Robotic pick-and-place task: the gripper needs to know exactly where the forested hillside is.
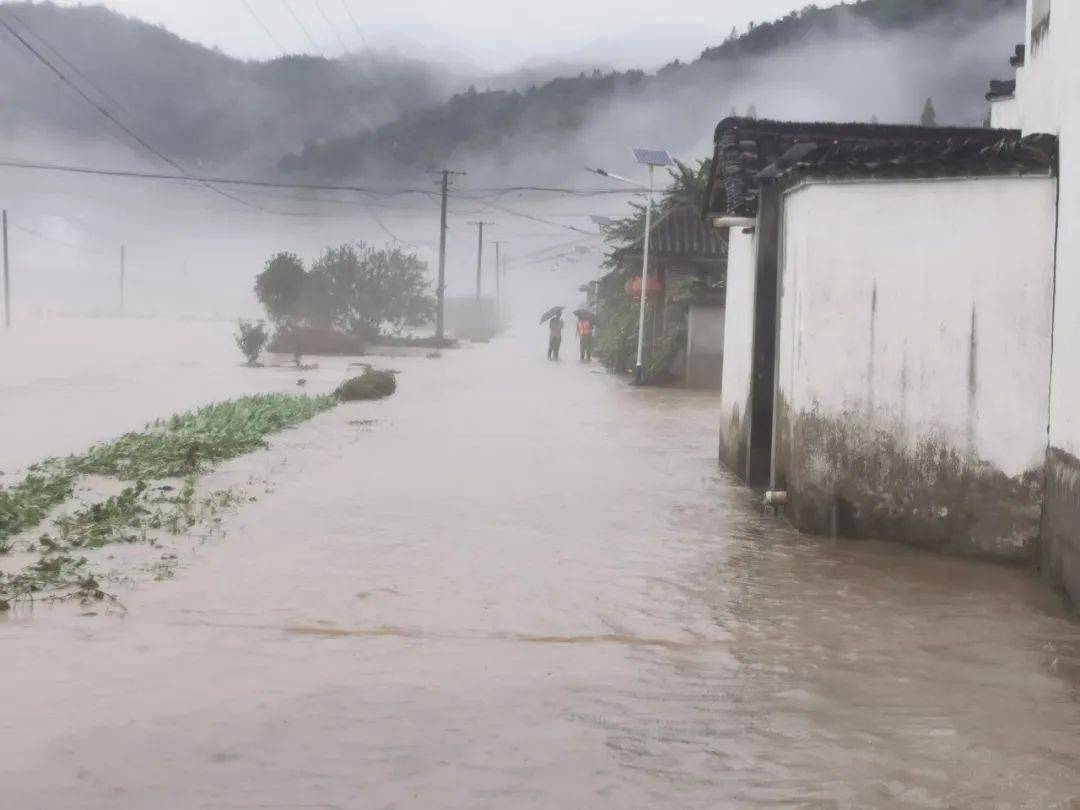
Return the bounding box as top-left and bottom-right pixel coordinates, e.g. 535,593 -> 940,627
281,0 -> 1023,181
0,1 -> 453,167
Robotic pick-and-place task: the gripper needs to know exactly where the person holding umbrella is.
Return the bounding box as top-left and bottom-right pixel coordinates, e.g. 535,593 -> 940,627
575,309 -> 596,361
540,306 -> 566,360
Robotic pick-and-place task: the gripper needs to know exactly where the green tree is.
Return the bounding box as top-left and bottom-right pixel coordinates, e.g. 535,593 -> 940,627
308,243 -> 435,339
234,319 -> 269,365
920,97 -> 937,127
255,253 -> 305,325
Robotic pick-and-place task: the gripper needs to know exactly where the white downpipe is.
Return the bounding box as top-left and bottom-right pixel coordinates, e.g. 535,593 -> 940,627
634,165 -> 655,385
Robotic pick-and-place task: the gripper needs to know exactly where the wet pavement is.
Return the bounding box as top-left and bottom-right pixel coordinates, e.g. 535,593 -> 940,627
3,322 -> 1080,808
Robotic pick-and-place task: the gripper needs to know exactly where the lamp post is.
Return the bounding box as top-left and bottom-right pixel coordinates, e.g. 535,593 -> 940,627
588,148 -> 672,385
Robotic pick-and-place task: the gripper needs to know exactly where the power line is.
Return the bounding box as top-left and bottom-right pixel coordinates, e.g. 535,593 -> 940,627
313,0 -> 349,55
0,14 -> 265,213
281,0 -> 326,57
338,0 -> 369,49
0,156 -> 641,200
482,200 -> 596,235
241,0 -> 289,55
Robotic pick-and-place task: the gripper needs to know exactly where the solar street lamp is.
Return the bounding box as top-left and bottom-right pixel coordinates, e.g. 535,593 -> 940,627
588,147 -> 673,384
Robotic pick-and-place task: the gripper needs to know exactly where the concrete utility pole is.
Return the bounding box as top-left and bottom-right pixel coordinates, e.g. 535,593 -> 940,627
492,240 -> 502,310
2,210 -> 9,329
120,244 -> 126,314
426,169 -> 465,340
467,221 -> 494,301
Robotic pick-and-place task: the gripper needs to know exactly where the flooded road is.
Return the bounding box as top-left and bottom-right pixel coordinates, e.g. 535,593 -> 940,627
3,321 -> 1080,808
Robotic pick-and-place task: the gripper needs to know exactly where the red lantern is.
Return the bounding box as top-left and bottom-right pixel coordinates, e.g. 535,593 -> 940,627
625,276 -> 664,300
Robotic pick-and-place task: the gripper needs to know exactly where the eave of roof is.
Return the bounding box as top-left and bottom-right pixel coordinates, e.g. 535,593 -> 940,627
703,117 -> 1028,218
614,204 -> 726,262
771,132 -> 1057,190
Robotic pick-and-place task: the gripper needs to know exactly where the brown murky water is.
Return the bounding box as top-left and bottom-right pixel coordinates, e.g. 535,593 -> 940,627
3,319 -> 1080,808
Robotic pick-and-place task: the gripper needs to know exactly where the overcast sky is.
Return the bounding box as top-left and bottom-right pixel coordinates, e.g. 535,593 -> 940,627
53,0 -> 843,70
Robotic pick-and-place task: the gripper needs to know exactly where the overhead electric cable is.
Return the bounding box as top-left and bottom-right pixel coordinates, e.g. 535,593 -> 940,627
313,0 -> 349,55
0,15 -> 266,212
0,157 -> 640,199
482,201 -> 596,235
281,0 -> 326,56
241,0 -> 289,55
338,0 -> 370,48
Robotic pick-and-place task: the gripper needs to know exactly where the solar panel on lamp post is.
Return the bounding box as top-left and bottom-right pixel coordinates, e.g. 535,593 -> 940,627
588,148 -> 673,384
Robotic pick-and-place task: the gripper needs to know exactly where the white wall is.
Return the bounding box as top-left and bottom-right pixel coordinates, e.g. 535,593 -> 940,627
990,96 -> 1020,130
717,227 -> 756,469
1014,1 -> 1080,458
778,177 -> 1057,478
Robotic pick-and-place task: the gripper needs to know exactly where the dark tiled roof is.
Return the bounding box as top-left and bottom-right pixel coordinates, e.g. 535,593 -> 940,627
704,117 -> 1026,217
1010,43 -> 1025,67
986,79 -> 1017,100
767,132 -> 1056,188
615,204 -> 726,261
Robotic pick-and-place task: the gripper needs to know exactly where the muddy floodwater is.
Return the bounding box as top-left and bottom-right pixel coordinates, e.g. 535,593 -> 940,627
3,318 -> 1080,808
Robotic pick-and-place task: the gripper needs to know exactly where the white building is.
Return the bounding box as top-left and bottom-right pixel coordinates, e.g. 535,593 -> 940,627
707,0 -> 1080,603
985,0 -> 1080,604
706,119 -> 1057,562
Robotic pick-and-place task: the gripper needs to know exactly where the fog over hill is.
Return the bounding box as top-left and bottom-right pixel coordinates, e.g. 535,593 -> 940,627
0,1 -> 457,168
0,0 -> 1026,319
282,0 -> 1024,185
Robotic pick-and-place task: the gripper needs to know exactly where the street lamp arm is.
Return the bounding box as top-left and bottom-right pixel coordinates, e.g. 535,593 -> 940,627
585,167 -> 649,190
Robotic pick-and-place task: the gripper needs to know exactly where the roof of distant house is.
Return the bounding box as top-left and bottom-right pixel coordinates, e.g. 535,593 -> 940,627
614,203 -> 726,262
703,117 -> 1040,217
986,79 -> 1017,100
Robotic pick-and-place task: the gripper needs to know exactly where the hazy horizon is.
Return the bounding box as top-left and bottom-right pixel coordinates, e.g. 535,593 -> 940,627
43,0 -> 845,71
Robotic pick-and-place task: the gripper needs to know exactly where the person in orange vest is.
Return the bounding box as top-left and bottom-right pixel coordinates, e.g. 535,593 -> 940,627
577,317 -> 594,361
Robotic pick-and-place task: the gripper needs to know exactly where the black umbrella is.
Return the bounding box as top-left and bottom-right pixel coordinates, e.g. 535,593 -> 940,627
539,306 -> 565,325
574,309 -> 597,321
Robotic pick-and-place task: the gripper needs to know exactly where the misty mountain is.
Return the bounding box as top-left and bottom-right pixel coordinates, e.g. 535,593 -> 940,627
0,1 -> 456,168
280,0 -> 1024,183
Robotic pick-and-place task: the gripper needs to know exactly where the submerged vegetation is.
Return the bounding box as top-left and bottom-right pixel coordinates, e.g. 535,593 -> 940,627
0,463 -> 78,546
76,394 -> 337,480
335,368 -> 397,401
235,319 -> 270,365
0,392 -> 342,611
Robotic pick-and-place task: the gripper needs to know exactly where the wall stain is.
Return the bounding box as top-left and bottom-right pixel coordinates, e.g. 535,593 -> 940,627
967,305 -> 979,455
868,282 -> 878,411
1043,447 -> 1080,607
772,399 -> 1042,563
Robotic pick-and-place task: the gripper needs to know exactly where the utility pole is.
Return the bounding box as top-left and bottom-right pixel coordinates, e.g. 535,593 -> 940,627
120,244 -> 126,314
467,220 -> 494,301
2,210 -> 9,329
492,240 -> 502,311
426,169 -> 465,341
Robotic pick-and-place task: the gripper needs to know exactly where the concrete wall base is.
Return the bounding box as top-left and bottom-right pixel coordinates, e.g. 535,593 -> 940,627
779,408 -> 1043,563
1043,447 -> 1080,605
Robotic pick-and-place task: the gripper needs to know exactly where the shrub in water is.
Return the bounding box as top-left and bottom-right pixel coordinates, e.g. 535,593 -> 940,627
335,368 -> 397,401
235,319 -> 270,365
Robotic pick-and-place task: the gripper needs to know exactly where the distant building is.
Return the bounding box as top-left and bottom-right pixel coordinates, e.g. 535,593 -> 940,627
603,204 -> 726,386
